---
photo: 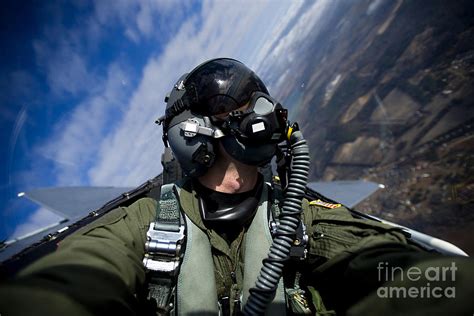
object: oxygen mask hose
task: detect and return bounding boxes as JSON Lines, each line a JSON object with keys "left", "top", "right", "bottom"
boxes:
{"left": 243, "top": 124, "right": 310, "bottom": 315}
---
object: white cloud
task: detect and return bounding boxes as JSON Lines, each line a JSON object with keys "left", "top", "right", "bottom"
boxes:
{"left": 255, "top": 0, "right": 336, "bottom": 93}
{"left": 251, "top": 1, "right": 306, "bottom": 70}
{"left": 88, "top": 0, "right": 299, "bottom": 186}
{"left": 367, "top": 0, "right": 387, "bottom": 15}
{"left": 93, "top": 0, "right": 194, "bottom": 42}
{"left": 14, "top": 0, "right": 338, "bottom": 240}
{"left": 135, "top": 3, "right": 155, "bottom": 36}
{"left": 37, "top": 0, "right": 334, "bottom": 189}
{"left": 33, "top": 1, "right": 165, "bottom": 96}
{"left": 37, "top": 62, "right": 132, "bottom": 185}
{"left": 88, "top": 59, "right": 165, "bottom": 185}
{"left": 33, "top": 38, "right": 97, "bottom": 96}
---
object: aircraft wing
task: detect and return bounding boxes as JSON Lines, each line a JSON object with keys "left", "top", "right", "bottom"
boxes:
{"left": 5, "top": 180, "right": 381, "bottom": 256}
{"left": 307, "top": 180, "right": 383, "bottom": 208}
{"left": 18, "top": 180, "right": 383, "bottom": 226}
{"left": 1, "top": 186, "right": 134, "bottom": 262}
{"left": 2, "top": 177, "right": 467, "bottom": 273}
{"left": 21, "top": 186, "right": 135, "bottom": 220}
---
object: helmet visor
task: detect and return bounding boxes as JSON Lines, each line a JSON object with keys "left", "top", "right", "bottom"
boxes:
{"left": 184, "top": 58, "right": 268, "bottom": 116}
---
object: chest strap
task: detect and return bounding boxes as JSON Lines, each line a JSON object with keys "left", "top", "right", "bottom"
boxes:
{"left": 143, "top": 183, "right": 185, "bottom": 313}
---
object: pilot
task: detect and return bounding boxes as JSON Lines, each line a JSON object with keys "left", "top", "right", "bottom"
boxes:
{"left": 0, "top": 58, "right": 473, "bottom": 315}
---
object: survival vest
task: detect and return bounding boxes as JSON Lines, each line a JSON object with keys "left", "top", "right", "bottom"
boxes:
{"left": 142, "top": 180, "right": 298, "bottom": 315}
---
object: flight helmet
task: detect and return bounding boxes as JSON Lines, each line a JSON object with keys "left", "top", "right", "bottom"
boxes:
{"left": 160, "top": 58, "right": 287, "bottom": 177}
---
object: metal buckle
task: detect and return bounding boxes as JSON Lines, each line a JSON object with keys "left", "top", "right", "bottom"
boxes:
{"left": 145, "top": 223, "right": 185, "bottom": 257}
{"left": 292, "top": 222, "right": 308, "bottom": 260}
{"left": 271, "top": 220, "right": 308, "bottom": 260}
{"left": 218, "top": 296, "right": 241, "bottom": 316}
{"left": 143, "top": 223, "right": 185, "bottom": 275}
{"left": 143, "top": 256, "right": 181, "bottom": 274}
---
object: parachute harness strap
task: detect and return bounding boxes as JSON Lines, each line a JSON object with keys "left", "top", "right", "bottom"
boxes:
{"left": 143, "top": 183, "right": 186, "bottom": 313}
{"left": 244, "top": 124, "right": 310, "bottom": 315}
{"left": 269, "top": 184, "right": 308, "bottom": 260}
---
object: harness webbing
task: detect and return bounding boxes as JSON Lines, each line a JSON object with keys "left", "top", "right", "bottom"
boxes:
{"left": 143, "top": 183, "right": 185, "bottom": 313}
{"left": 144, "top": 181, "right": 309, "bottom": 314}
{"left": 154, "top": 185, "right": 182, "bottom": 232}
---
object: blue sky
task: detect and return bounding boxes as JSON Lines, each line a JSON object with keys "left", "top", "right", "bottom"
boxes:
{"left": 0, "top": 0, "right": 338, "bottom": 240}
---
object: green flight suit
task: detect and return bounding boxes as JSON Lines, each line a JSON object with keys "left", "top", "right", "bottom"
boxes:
{"left": 0, "top": 179, "right": 473, "bottom": 315}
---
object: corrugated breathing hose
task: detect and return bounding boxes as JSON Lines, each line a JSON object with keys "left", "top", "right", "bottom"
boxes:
{"left": 243, "top": 128, "right": 310, "bottom": 315}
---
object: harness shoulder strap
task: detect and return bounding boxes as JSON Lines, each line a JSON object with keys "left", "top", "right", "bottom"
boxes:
{"left": 269, "top": 182, "right": 313, "bottom": 314}
{"left": 143, "top": 183, "right": 185, "bottom": 314}
{"left": 268, "top": 182, "right": 308, "bottom": 260}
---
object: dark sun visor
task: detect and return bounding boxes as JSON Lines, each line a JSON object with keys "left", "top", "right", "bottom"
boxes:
{"left": 184, "top": 58, "right": 269, "bottom": 116}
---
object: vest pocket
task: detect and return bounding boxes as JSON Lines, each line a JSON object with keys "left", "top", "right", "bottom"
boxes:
{"left": 308, "top": 220, "right": 404, "bottom": 260}
{"left": 309, "top": 223, "right": 356, "bottom": 259}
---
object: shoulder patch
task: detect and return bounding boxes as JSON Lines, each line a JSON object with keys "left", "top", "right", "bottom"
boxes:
{"left": 309, "top": 199, "right": 342, "bottom": 209}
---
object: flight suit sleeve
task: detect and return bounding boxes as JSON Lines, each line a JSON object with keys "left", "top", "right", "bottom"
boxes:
{"left": 0, "top": 197, "right": 157, "bottom": 316}
{"left": 302, "top": 198, "right": 410, "bottom": 264}
{"left": 301, "top": 198, "right": 414, "bottom": 313}
{"left": 301, "top": 199, "right": 474, "bottom": 315}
